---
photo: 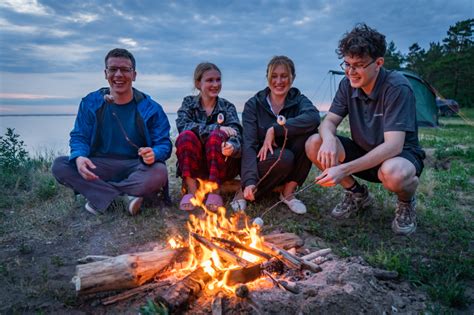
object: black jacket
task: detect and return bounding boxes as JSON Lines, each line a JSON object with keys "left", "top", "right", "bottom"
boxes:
{"left": 241, "top": 87, "right": 320, "bottom": 187}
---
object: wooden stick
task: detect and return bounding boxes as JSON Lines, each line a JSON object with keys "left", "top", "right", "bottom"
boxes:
{"left": 263, "top": 233, "right": 304, "bottom": 249}
{"left": 211, "top": 291, "right": 224, "bottom": 315}
{"left": 301, "top": 248, "right": 332, "bottom": 261}
{"left": 263, "top": 242, "right": 301, "bottom": 269}
{"left": 191, "top": 232, "right": 250, "bottom": 267}
{"left": 101, "top": 281, "right": 170, "bottom": 305}
{"left": 211, "top": 237, "right": 273, "bottom": 260}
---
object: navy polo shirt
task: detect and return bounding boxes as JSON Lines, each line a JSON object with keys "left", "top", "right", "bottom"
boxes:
{"left": 329, "top": 68, "right": 422, "bottom": 153}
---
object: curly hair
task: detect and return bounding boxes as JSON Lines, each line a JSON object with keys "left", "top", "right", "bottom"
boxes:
{"left": 105, "top": 48, "right": 136, "bottom": 69}
{"left": 336, "top": 23, "right": 386, "bottom": 59}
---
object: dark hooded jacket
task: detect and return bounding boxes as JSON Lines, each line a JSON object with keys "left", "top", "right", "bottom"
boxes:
{"left": 241, "top": 87, "right": 320, "bottom": 187}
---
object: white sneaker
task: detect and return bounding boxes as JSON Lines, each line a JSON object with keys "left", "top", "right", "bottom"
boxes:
{"left": 84, "top": 202, "right": 102, "bottom": 215}
{"left": 279, "top": 194, "right": 307, "bottom": 214}
{"left": 127, "top": 196, "right": 143, "bottom": 216}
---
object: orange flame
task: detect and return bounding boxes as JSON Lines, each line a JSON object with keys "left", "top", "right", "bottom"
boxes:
{"left": 169, "top": 179, "right": 266, "bottom": 293}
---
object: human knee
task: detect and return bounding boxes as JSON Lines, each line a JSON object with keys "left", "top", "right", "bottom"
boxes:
{"left": 142, "top": 164, "right": 168, "bottom": 193}
{"left": 305, "top": 133, "right": 322, "bottom": 160}
{"left": 380, "top": 161, "right": 414, "bottom": 190}
{"left": 206, "top": 129, "right": 226, "bottom": 149}
{"left": 278, "top": 149, "right": 295, "bottom": 171}
{"left": 176, "top": 130, "right": 200, "bottom": 146}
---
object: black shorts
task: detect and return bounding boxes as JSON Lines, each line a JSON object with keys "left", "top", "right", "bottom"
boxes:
{"left": 338, "top": 136, "right": 425, "bottom": 183}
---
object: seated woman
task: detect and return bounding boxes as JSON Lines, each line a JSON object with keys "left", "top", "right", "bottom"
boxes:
{"left": 240, "top": 56, "right": 320, "bottom": 214}
{"left": 175, "top": 62, "right": 242, "bottom": 211}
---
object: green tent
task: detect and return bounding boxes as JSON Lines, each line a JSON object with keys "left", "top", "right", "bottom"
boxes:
{"left": 399, "top": 70, "right": 438, "bottom": 127}
{"left": 328, "top": 70, "right": 439, "bottom": 127}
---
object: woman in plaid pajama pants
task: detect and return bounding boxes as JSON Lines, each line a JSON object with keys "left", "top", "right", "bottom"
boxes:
{"left": 175, "top": 62, "right": 242, "bottom": 211}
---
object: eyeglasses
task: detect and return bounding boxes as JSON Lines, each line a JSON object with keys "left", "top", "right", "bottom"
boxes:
{"left": 339, "top": 59, "right": 376, "bottom": 72}
{"left": 106, "top": 67, "right": 134, "bottom": 74}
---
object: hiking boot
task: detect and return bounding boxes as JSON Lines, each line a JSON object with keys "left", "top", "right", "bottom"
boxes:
{"left": 84, "top": 202, "right": 103, "bottom": 215}
{"left": 331, "top": 184, "right": 372, "bottom": 219}
{"left": 392, "top": 199, "right": 417, "bottom": 235}
{"left": 127, "top": 196, "right": 143, "bottom": 216}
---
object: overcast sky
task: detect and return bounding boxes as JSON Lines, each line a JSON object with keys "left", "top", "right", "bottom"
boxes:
{"left": 0, "top": 0, "right": 472, "bottom": 115}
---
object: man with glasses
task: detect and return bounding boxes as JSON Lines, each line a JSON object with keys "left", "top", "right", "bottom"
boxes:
{"left": 305, "top": 24, "right": 425, "bottom": 235}
{"left": 52, "top": 48, "right": 171, "bottom": 216}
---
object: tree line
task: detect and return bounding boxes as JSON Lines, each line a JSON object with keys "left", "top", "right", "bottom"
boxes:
{"left": 384, "top": 19, "right": 473, "bottom": 107}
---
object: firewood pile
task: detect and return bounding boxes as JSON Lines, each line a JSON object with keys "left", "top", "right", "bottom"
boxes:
{"left": 73, "top": 231, "right": 333, "bottom": 313}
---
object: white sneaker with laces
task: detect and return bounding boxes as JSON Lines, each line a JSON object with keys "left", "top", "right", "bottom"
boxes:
{"left": 279, "top": 194, "right": 307, "bottom": 214}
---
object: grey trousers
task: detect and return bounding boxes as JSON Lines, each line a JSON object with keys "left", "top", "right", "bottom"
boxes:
{"left": 52, "top": 156, "right": 168, "bottom": 211}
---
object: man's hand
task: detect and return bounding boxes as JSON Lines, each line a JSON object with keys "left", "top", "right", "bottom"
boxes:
{"left": 317, "top": 136, "right": 339, "bottom": 169}
{"left": 257, "top": 127, "right": 276, "bottom": 161}
{"left": 220, "top": 126, "right": 237, "bottom": 137}
{"left": 76, "top": 156, "right": 98, "bottom": 181}
{"left": 315, "top": 165, "right": 348, "bottom": 187}
{"left": 243, "top": 185, "right": 256, "bottom": 201}
{"left": 221, "top": 142, "right": 234, "bottom": 157}
{"left": 138, "top": 147, "right": 155, "bottom": 165}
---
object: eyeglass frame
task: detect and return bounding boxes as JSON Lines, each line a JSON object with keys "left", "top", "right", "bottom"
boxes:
{"left": 105, "top": 66, "right": 135, "bottom": 75}
{"left": 339, "top": 58, "right": 377, "bottom": 72}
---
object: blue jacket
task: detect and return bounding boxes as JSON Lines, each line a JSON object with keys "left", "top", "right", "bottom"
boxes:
{"left": 69, "top": 88, "right": 172, "bottom": 163}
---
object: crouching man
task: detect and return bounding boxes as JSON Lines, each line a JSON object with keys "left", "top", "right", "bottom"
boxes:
{"left": 52, "top": 48, "right": 171, "bottom": 216}
{"left": 305, "top": 24, "right": 425, "bottom": 235}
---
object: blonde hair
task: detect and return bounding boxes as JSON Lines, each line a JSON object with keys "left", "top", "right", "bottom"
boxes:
{"left": 193, "top": 62, "right": 221, "bottom": 90}
{"left": 266, "top": 56, "right": 296, "bottom": 86}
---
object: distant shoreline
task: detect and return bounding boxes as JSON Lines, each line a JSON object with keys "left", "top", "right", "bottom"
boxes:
{"left": 0, "top": 114, "right": 77, "bottom": 117}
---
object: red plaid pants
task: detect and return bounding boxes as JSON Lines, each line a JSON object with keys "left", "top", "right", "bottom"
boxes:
{"left": 175, "top": 130, "right": 239, "bottom": 184}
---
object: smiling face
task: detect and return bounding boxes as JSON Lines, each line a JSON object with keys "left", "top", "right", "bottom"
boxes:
{"left": 343, "top": 55, "right": 383, "bottom": 95}
{"left": 196, "top": 69, "right": 221, "bottom": 99}
{"left": 268, "top": 64, "right": 292, "bottom": 98}
{"left": 104, "top": 56, "right": 136, "bottom": 99}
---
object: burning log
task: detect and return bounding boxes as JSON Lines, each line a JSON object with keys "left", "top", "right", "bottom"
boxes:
{"left": 73, "top": 248, "right": 187, "bottom": 295}
{"left": 211, "top": 291, "right": 224, "bottom": 315}
{"left": 191, "top": 232, "right": 251, "bottom": 267}
{"left": 158, "top": 267, "right": 212, "bottom": 312}
{"left": 211, "top": 237, "right": 273, "bottom": 260}
{"left": 225, "top": 258, "right": 284, "bottom": 286}
{"left": 263, "top": 233, "right": 304, "bottom": 249}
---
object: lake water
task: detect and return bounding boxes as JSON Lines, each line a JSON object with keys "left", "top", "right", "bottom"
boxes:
{"left": 0, "top": 113, "right": 179, "bottom": 156}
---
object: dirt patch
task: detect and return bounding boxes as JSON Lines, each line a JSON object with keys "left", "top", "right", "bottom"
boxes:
{"left": 0, "top": 193, "right": 429, "bottom": 314}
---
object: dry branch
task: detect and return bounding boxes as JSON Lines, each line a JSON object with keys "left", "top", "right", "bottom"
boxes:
{"left": 263, "top": 233, "right": 304, "bottom": 249}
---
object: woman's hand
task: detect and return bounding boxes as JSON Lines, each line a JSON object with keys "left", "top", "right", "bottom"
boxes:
{"left": 243, "top": 185, "right": 256, "bottom": 201}
{"left": 221, "top": 142, "right": 234, "bottom": 156}
{"left": 219, "top": 126, "right": 237, "bottom": 137}
{"left": 257, "top": 127, "right": 276, "bottom": 161}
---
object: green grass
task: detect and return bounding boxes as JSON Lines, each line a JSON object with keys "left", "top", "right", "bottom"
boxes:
{"left": 0, "top": 109, "right": 473, "bottom": 312}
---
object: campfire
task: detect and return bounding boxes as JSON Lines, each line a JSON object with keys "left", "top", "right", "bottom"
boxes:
{"left": 72, "top": 179, "right": 332, "bottom": 313}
